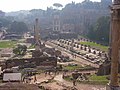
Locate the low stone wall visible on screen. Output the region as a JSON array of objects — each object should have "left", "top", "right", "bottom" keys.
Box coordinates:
[{"left": 5, "top": 56, "right": 57, "bottom": 69}]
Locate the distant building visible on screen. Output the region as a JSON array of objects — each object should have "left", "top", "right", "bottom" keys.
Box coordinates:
[
  {"left": 4, "top": 34, "right": 22, "bottom": 40},
  {"left": 59, "top": 32, "right": 78, "bottom": 39},
  {"left": 114, "top": 0, "right": 120, "bottom": 4},
  {"left": 48, "top": 31, "right": 78, "bottom": 39},
  {"left": 26, "top": 37, "right": 35, "bottom": 44},
  {"left": 62, "top": 24, "right": 75, "bottom": 32},
  {"left": 53, "top": 12, "right": 61, "bottom": 31}
]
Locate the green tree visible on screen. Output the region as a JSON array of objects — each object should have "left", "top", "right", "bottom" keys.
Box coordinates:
[
  {"left": 0, "top": 18, "right": 11, "bottom": 27},
  {"left": 13, "top": 48, "right": 20, "bottom": 55},
  {"left": 53, "top": 3, "right": 63, "bottom": 9},
  {"left": 13, "top": 44, "right": 27, "bottom": 55},
  {"left": 9, "top": 21, "right": 28, "bottom": 34},
  {"left": 87, "top": 16, "right": 110, "bottom": 45}
]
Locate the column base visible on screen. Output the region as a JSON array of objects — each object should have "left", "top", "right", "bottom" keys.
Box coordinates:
[{"left": 106, "top": 84, "right": 120, "bottom": 90}]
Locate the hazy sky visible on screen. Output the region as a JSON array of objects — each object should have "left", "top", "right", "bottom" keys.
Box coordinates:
[{"left": 0, "top": 0, "right": 100, "bottom": 12}]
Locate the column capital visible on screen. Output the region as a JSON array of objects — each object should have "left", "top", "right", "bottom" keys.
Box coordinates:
[{"left": 114, "top": 0, "right": 120, "bottom": 5}]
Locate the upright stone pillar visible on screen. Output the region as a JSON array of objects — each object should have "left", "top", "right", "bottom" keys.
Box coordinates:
[
  {"left": 34, "top": 18, "right": 41, "bottom": 51},
  {"left": 34, "top": 19, "right": 39, "bottom": 42},
  {"left": 107, "top": 0, "right": 120, "bottom": 89}
]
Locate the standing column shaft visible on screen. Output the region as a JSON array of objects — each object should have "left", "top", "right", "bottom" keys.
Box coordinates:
[
  {"left": 110, "top": 3, "right": 120, "bottom": 86},
  {"left": 35, "top": 18, "right": 40, "bottom": 43},
  {"left": 34, "top": 18, "right": 41, "bottom": 51}
]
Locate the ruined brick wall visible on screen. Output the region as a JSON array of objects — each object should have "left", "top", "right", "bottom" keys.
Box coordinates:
[{"left": 6, "top": 57, "right": 57, "bottom": 68}]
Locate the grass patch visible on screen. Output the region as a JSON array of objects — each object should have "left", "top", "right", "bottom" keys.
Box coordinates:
[
  {"left": 89, "top": 75, "right": 109, "bottom": 85},
  {"left": 63, "top": 65, "right": 94, "bottom": 71},
  {"left": 90, "top": 75, "right": 108, "bottom": 81},
  {"left": 63, "top": 65, "right": 82, "bottom": 71},
  {"left": 78, "top": 65, "right": 96, "bottom": 71},
  {"left": 80, "top": 41, "right": 108, "bottom": 51},
  {"left": 64, "top": 75, "right": 109, "bottom": 85},
  {"left": 0, "top": 40, "right": 18, "bottom": 48},
  {"left": 64, "top": 76, "right": 73, "bottom": 81},
  {"left": 78, "top": 80, "right": 108, "bottom": 85}
]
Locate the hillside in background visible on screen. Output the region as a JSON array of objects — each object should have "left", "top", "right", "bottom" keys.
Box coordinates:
[{"left": 0, "top": 0, "right": 111, "bottom": 44}]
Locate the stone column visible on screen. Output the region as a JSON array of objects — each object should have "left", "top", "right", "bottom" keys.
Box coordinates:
[
  {"left": 108, "top": 0, "right": 120, "bottom": 89},
  {"left": 34, "top": 18, "right": 41, "bottom": 51},
  {"left": 35, "top": 18, "right": 40, "bottom": 43}
]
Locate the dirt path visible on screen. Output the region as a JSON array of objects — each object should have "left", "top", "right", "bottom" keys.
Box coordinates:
[
  {"left": 30, "top": 73, "right": 106, "bottom": 90},
  {"left": 54, "top": 74, "right": 106, "bottom": 90}
]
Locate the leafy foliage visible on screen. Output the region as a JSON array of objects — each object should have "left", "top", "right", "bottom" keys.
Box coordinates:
[
  {"left": 8, "top": 21, "right": 28, "bottom": 34},
  {"left": 13, "top": 44, "right": 27, "bottom": 55},
  {"left": 53, "top": 3, "right": 63, "bottom": 8},
  {"left": 87, "top": 16, "right": 110, "bottom": 45},
  {"left": 0, "top": 17, "right": 12, "bottom": 27}
]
